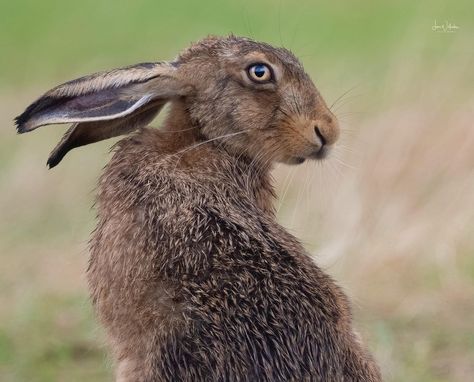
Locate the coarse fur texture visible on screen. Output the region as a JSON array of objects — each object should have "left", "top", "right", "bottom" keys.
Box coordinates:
[{"left": 16, "top": 35, "right": 381, "bottom": 381}]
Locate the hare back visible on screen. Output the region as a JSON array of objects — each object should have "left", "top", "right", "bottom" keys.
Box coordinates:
[{"left": 87, "top": 128, "right": 380, "bottom": 382}]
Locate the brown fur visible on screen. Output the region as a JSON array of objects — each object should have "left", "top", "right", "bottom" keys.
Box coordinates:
[{"left": 16, "top": 36, "right": 381, "bottom": 381}]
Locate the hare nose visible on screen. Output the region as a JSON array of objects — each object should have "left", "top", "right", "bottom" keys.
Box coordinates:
[
  {"left": 313, "top": 115, "right": 339, "bottom": 146},
  {"left": 314, "top": 125, "right": 327, "bottom": 146}
]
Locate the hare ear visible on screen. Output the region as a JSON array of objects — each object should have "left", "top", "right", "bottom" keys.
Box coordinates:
[
  {"left": 46, "top": 101, "right": 164, "bottom": 168},
  {"left": 15, "top": 61, "right": 190, "bottom": 166}
]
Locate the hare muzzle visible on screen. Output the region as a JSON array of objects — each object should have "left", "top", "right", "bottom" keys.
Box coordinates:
[{"left": 311, "top": 113, "right": 340, "bottom": 158}]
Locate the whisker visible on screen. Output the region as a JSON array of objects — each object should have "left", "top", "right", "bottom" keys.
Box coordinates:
[
  {"left": 290, "top": 166, "right": 307, "bottom": 227},
  {"left": 169, "top": 130, "right": 250, "bottom": 173},
  {"left": 332, "top": 155, "right": 357, "bottom": 171},
  {"left": 334, "top": 144, "right": 357, "bottom": 155},
  {"left": 158, "top": 126, "right": 198, "bottom": 133},
  {"left": 277, "top": 167, "right": 297, "bottom": 214},
  {"left": 172, "top": 130, "right": 249, "bottom": 157},
  {"left": 329, "top": 84, "right": 361, "bottom": 111},
  {"left": 332, "top": 94, "right": 365, "bottom": 114}
]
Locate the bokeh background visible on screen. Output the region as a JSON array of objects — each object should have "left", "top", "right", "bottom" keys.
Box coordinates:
[{"left": 1, "top": 1, "right": 473, "bottom": 381}]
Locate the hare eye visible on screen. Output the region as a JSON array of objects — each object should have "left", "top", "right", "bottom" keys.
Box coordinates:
[{"left": 247, "top": 64, "right": 272, "bottom": 83}]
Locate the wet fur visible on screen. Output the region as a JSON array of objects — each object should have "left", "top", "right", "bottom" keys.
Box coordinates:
[{"left": 17, "top": 36, "right": 381, "bottom": 381}]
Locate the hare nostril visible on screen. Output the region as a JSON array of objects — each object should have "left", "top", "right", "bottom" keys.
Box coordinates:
[{"left": 314, "top": 125, "right": 327, "bottom": 146}]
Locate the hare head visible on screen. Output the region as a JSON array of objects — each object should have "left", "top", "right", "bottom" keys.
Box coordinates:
[{"left": 16, "top": 35, "right": 339, "bottom": 167}]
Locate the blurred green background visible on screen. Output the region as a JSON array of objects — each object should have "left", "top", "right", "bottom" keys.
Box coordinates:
[{"left": 1, "top": 1, "right": 473, "bottom": 381}]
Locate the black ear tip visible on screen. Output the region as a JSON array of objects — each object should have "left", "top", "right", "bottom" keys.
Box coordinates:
[
  {"left": 14, "top": 115, "right": 28, "bottom": 134},
  {"left": 47, "top": 142, "right": 71, "bottom": 168},
  {"left": 46, "top": 155, "right": 60, "bottom": 169},
  {"left": 15, "top": 96, "right": 59, "bottom": 134}
]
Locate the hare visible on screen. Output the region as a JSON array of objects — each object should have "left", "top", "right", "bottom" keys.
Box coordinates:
[{"left": 16, "top": 36, "right": 381, "bottom": 382}]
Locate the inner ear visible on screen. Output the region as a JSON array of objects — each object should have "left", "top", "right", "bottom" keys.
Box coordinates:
[
  {"left": 15, "top": 61, "right": 184, "bottom": 134},
  {"left": 18, "top": 90, "right": 153, "bottom": 132}
]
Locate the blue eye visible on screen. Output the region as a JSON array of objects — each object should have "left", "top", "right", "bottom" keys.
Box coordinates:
[
  {"left": 248, "top": 63, "right": 272, "bottom": 82},
  {"left": 253, "top": 65, "right": 266, "bottom": 77}
]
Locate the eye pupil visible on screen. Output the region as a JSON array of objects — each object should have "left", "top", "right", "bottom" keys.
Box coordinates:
[
  {"left": 247, "top": 63, "right": 272, "bottom": 83},
  {"left": 254, "top": 65, "right": 266, "bottom": 77}
]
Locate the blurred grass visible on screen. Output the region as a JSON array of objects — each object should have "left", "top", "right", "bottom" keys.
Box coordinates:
[
  {"left": 1, "top": 1, "right": 473, "bottom": 381},
  {"left": 0, "top": 295, "right": 110, "bottom": 382}
]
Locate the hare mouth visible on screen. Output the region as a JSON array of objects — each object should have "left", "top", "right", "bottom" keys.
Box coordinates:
[
  {"left": 289, "top": 146, "right": 329, "bottom": 164},
  {"left": 288, "top": 147, "right": 329, "bottom": 165},
  {"left": 309, "top": 146, "right": 330, "bottom": 160},
  {"left": 284, "top": 156, "right": 306, "bottom": 165}
]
